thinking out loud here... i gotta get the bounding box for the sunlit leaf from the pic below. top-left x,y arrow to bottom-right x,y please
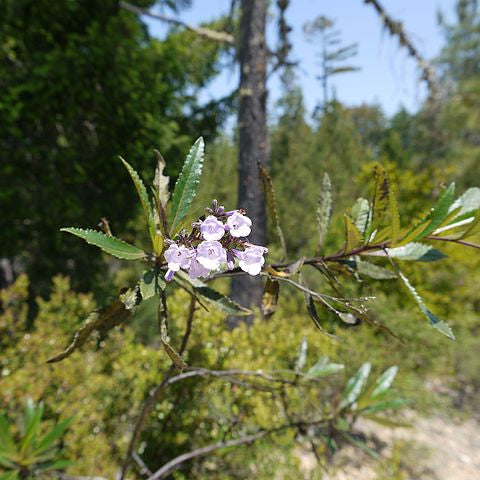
370,164 -> 390,234
306,358 -> 344,378
371,365 -> 398,398
397,270 -> 455,340
60,228 -> 146,261
139,268 -> 165,301
351,197 -> 371,236
355,259 -> 397,279
294,337 -> 308,372
170,137 -> 205,236
343,214 -> 362,252
386,242 -> 447,262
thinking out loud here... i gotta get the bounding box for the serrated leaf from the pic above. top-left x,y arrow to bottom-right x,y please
351,197 -> 371,236
258,163 -> 287,259
343,214 -> 362,252
370,165 -> 390,233
386,242 -> 447,262
371,366 -> 398,398
120,156 -> 156,243
60,228 -> 146,260
294,338 -> 308,372
139,268 -> 165,301
33,417 -> 74,455
389,179 -> 401,243
449,187 -> 480,216
397,270 -> 455,340
339,362 -> 371,410
176,272 -> 252,316
262,278 -> 279,318
317,173 -> 333,250
47,287 -> 140,363
170,137 -> 205,236
355,260 -> 397,279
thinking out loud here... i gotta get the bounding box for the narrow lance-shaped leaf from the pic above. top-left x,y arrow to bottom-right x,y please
399,183 -> 456,245
258,163 -> 287,260
306,358 -> 344,378
294,338 -> 308,372
385,242 -> 447,262
397,269 -> 455,340
0,415 -> 15,454
343,214 -> 362,252
20,402 -> 43,454
61,228 -> 146,261
170,137 -> 205,236
389,178 -> 401,244
47,287 -> 140,363
369,165 -> 390,236
119,156 -> 156,243
371,365 -> 398,398
262,278 -> 279,318
339,362 -> 371,410
152,150 -> 170,245
353,259 -> 397,280
32,417 -> 74,455
317,173 -> 333,251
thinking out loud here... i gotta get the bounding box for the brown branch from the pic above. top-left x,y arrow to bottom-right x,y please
146,418 -> 328,479
119,297 -> 197,480
364,0 -> 438,95
426,236 -> 480,250
120,1 -> 235,45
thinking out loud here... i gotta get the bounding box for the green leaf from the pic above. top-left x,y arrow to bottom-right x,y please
370,164 -> 390,234
400,183 -> 456,245
306,358 -> 344,378
389,179 -> 401,243
361,398 -> 408,415
37,459 -> 74,471
294,338 -> 308,372
47,287 -> 140,363
449,187 -> 480,217
317,173 -> 333,250
60,228 -> 146,260
0,415 -> 15,454
355,259 -> 397,279
341,432 -> 380,459
153,149 -> 170,209
139,269 -> 165,301
397,270 -> 455,340
170,137 -> 205,236
343,214 -> 362,252
261,278 -> 279,318
363,415 -> 412,428
386,242 -> 447,262
119,156 -> 156,243
371,366 -> 398,398
20,402 -> 43,454
339,362 -> 371,410
176,272 -> 252,316
0,471 -> 19,480
351,197 -> 371,236
33,417 -> 73,456
258,163 -> 287,259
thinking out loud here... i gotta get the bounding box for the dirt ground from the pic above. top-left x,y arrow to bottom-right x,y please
298,412 -> 480,479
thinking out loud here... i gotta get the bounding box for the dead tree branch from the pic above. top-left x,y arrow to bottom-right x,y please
120,1 -> 235,45
364,0 -> 438,95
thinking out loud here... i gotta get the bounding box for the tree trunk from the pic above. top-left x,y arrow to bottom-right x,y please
229,0 -> 268,327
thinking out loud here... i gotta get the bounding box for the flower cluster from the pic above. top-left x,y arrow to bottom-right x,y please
163,200 -> 268,281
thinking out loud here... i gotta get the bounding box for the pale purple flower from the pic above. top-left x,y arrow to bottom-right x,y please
196,240 -> 227,270
164,244 -> 193,283
188,257 -> 211,279
226,211 -> 252,237
200,215 -> 225,241
234,244 -> 268,276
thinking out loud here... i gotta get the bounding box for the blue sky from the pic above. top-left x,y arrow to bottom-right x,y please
145,0 -> 457,117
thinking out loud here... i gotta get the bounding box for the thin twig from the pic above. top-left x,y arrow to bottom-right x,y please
146,418 -> 328,480
426,235 -> 480,250
120,1 -> 235,45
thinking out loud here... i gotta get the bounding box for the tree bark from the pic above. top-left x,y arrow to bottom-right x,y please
229,0 -> 268,326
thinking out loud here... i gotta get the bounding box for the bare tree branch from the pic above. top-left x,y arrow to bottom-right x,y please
364,0 -> 438,95
120,1 -> 235,45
